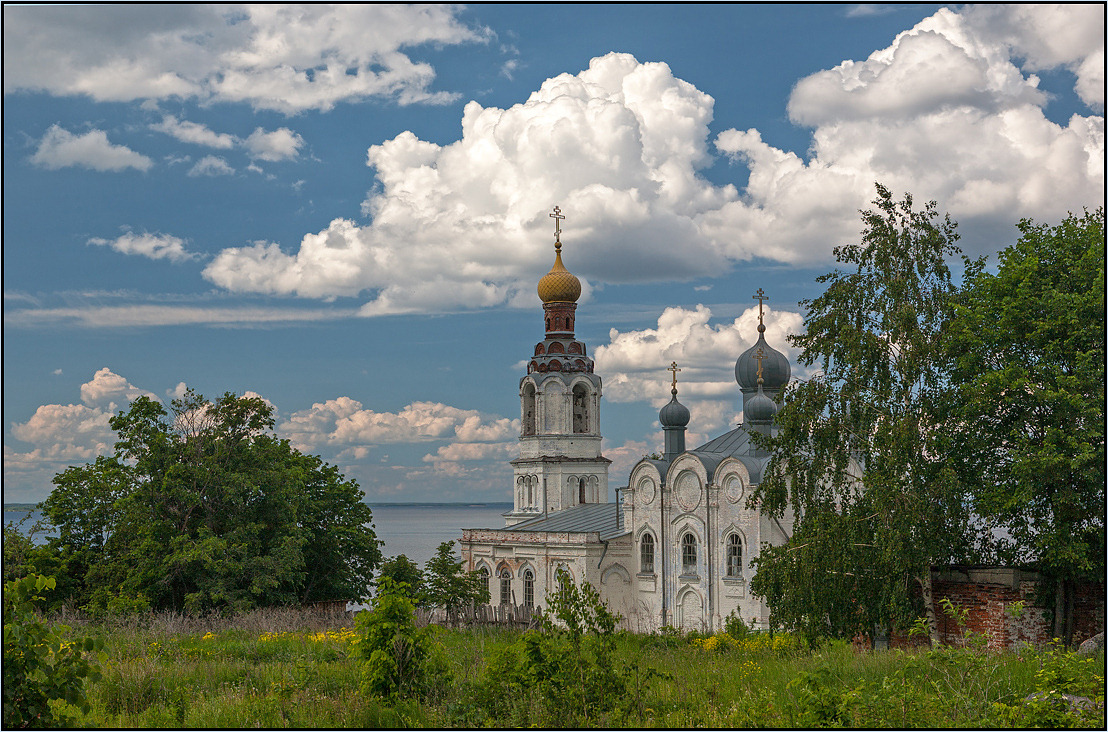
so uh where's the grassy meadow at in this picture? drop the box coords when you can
[39,607,1106,728]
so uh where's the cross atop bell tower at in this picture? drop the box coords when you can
[550,205,565,251]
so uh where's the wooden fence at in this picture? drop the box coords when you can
[413,603,539,630]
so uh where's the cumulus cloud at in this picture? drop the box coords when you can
[279,397,519,452]
[204,6,1102,315]
[151,115,235,148]
[711,5,1104,259]
[188,155,234,177]
[10,403,114,453]
[594,304,802,405]
[3,5,486,113]
[959,4,1104,110]
[88,231,197,263]
[421,441,517,474]
[603,439,651,485]
[244,127,304,161]
[204,52,736,310]
[30,124,153,172]
[4,368,157,497]
[79,367,157,408]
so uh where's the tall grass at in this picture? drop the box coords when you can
[48,609,1105,728]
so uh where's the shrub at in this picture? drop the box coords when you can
[474,568,665,726]
[3,574,104,728]
[355,578,448,701]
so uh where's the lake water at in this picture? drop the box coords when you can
[4,503,512,568]
[368,503,511,565]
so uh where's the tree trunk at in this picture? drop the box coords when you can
[1062,578,1075,648]
[918,570,941,648]
[1053,577,1065,642]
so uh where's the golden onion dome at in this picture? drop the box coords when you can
[537,247,582,303]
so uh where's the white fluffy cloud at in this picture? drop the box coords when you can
[79,367,157,408]
[30,125,153,172]
[959,4,1104,110]
[421,442,517,475]
[88,231,196,263]
[4,369,156,498]
[203,52,736,311]
[204,6,1102,316]
[3,5,486,113]
[595,304,802,404]
[712,5,1104,260]
[150,115,235,149]
[150,117,302,163]
[244,127,304,161]
[188,155,234,177]
[279,397,519,451]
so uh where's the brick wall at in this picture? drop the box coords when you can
[865,567,1105,651]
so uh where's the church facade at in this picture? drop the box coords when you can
[459,209,795,632]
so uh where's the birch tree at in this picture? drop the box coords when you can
[750,183,976,645]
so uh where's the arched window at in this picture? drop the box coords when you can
[499,569,512,605]
[726,534,743,577]
[572,384,589,433]
[555,565,571,594]
[640,533,655,574]
[478,566,490,600]
[523,569,534,609]
[579,477,586,504]
[681,533,698,575]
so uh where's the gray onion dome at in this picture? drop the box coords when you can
[735,324,791,393]
[745,386,777,424]
[659,390,691,428]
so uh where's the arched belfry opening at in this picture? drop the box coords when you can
[572,383,589,433]
[522,382,536,436]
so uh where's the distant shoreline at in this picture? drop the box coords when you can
[367,502,511,507]
[6,502,511,511]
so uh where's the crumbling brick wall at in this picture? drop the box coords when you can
[866,567,1105,651]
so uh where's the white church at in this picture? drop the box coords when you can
[460,209,795,632]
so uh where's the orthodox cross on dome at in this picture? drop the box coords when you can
[753,288,768,326]
[667,361,681,394]
[755,346,765,385]
[550,206,565,252]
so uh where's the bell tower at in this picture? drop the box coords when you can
[506,207,610,526]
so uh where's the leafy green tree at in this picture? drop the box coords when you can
[946,209,1105,644]
[3,523,38,584]
[3,574,104,728]
[377,555,425,603]
[751,184,977,644]
[422,541,489,618]
[33,390,381,614]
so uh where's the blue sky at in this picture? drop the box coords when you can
[4,4,1104,504]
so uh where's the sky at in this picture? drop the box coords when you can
[3,3,1104,505]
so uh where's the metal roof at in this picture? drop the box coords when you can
[687,425,774,484]
[510,502,627,541]
[693,426,749,454]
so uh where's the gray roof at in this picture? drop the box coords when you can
[510,502,627,541]
[693,426,750,454]
[686,425,775,484]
